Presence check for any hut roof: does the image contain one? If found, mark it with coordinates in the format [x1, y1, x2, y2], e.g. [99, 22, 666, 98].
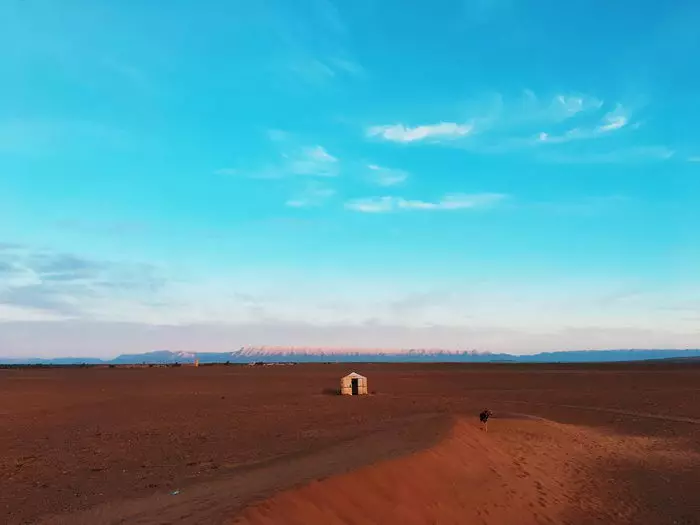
[342, 372, 366, 379]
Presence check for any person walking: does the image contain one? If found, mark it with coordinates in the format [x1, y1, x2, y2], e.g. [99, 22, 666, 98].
[479, 409, 493, 432]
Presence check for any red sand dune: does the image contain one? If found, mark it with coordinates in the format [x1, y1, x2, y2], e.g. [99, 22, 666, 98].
[233, 416, 700, 525]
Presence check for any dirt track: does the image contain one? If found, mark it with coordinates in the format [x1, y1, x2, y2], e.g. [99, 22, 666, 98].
[2, 363, 700, 524]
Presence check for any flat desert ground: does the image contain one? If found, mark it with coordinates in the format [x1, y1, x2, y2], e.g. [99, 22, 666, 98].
[2, 363, 700, 525]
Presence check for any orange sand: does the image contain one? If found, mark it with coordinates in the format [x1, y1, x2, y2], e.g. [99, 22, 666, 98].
[233, 416, 700, 525]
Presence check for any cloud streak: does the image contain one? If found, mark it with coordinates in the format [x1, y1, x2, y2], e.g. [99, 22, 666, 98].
[536, 104, 632, 145]
[367, 122, 473, 143]
[595, 104, 629, 133]
[285, 145, 339, 177]
[365, 92, 604, 147]
[367, 164, 408, 186]
[509, 92, 604, 126]
[216, 131, 341, 208]
[218, 133, 339, 180]
[285, 183, 336, 208]
[288, 57, 364, 85]
[0, 246, 166, 319]
[365, 92, 670, 163]
[345, 193, 507, 213]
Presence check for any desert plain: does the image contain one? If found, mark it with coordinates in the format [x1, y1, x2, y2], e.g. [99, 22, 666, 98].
[2, 362, 699, 524]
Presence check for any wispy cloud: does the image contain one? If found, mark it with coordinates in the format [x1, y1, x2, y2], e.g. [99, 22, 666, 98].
[288, 56, 364, 85]
[366, 92, 669, 163]
[286, 183, 336, 208]
[260, 0, 363, 88]
[345, 193, 507, 213]
[554, 94, 604, 118]
[0, 246, 166, 319]
[306, 145, 337, 163]
[285, 145, 339, 177]
[511, 92, 603, 126]
[365, 92, 605, 147]
[367, 164, 408, 186]
[536, 110, 630, 145]
[344, 196, 395, 213]
[688, 156, 700, 163]
[287, 59, 337, 85]
[539, 146, 675, 164]
[595, 104, 629, 133]
[217, 133, 339, 180]
[533, 104, 633, 145]
[215, 131, 341, 208]
[367, 122, 473, 143]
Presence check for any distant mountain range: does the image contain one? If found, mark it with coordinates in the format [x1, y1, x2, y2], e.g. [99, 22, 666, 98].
[2, 347, 700, 365]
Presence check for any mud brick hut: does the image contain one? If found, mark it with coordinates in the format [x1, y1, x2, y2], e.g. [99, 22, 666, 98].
[340, 372, 368, 395]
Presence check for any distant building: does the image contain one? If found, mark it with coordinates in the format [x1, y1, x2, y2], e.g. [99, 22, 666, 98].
[340, 372, 368, 395]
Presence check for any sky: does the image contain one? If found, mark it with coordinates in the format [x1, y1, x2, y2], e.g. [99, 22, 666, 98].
[1, 0, 699, 357]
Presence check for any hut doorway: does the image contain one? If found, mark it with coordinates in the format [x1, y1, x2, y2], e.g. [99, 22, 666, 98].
[340, 372, 368, 395]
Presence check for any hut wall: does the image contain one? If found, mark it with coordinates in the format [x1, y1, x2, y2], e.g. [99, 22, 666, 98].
[340, 375, 368, 395]
[358, 376, 368, 395]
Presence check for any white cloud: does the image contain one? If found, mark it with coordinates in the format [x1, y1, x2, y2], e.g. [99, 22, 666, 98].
[536, 126, 601, 144]
[367, 122, 473, 143]
[400, 193, 507, 210]
[225, 133, 340, 179]
[688, 156, 700, 163]
[367, 164, 408, 186]
[285, 184, 336, 208]
[595, 104, 629, 133]
[307, 145, 337, 163]
[536, 128, 584, 144]
[344, 196, 395, 213]
[535, 104, 634, 145]
[553, 94, 603, 117]
[285, 200, 311, 208]
[520, 92, 603, 124]
[368, 93, 662, 164]
[487, 91, 603, 129]
[345, 193, 507, 213]
[286, 145, 339, 177]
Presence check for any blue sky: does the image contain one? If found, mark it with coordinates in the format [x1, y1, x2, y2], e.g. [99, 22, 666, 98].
[1, 0, 699, 357]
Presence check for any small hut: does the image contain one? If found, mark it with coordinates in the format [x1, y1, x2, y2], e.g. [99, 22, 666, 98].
[340, 372, 368, 395]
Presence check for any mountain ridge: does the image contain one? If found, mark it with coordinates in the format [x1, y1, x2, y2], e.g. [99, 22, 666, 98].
[2, 348, 700, 365]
